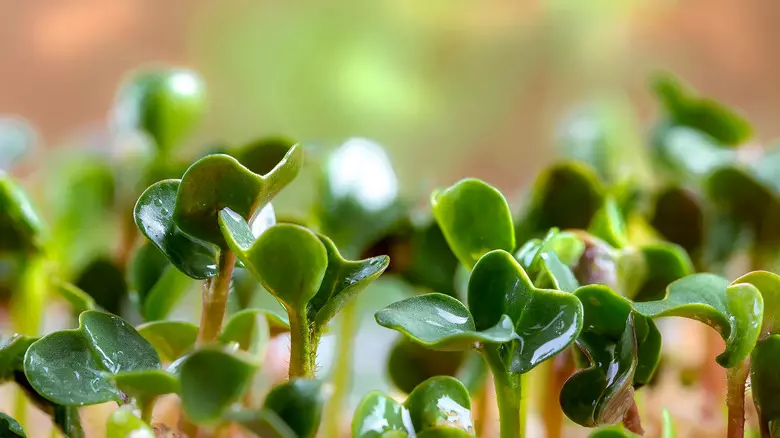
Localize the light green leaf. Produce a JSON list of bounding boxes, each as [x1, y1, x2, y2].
[[352, 391, 411, 438], [106, 405, 154, 438], [137, 320, 198, 362]]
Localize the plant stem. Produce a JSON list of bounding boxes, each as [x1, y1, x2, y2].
[[288, 309, 315, 378], [197, 250, 236, 344], [322, 299, 359, 437], [726, 359, 750, 438], [543, 350, 574, 438], [484, 347, 526, 438], [140, 398, 154, 423], [622, 400, 645, 435]]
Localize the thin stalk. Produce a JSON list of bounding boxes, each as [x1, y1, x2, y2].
[[288, 310, 315, 378], [197, 250, 236, 344], [727, 359, 750, 438], [140, 398, 154, 423], [322, 299, 359, 437], [543, 350, 574, 438], [622, 400, 645, 435], [484, 346, 526, 438]]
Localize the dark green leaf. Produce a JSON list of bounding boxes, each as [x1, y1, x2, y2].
[[0, 412, 25, 437], [222, 219, 327, 310], [179, 347, 258, 424], [0, 335, 36, 381], [174, 146, 302, 247], [113, 68, 206, 152], [74, 257, 127, 315], [617, 243, 693, 302], [431, 178, 515, 270], [633, 273, 763, 367], [137, 320, 198, 362], [134, 179, 218, 279], [113, 369, 179, 406], [226, 408, 297, 438], [352, 391, 411, 438], [650, 186, 705, 258], [106, 405, 154, 438], [398, 218, 460, 297], [468, 250, 583, 373], [733, 271, 780, 338], [751, 335, 780, 435], [0, 172, 45, 253], [310, 234, 389, 327], [141, 265, 195, 321], [263, 379, 326, 438], [128, 242, 170, 308], [404, 376, 473, 434], [375, 293, 515, 351], [24, 311, 161, 406], [387, 336, 466, 395]]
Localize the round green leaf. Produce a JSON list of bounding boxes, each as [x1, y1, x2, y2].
[[179, 347, 258, 424], [375, 293, 515, 351], [113, 369, 179, 404], [751, 335, 780, 435], [226, 409, 297, 438], [24, 311, 161, 406], [232, 136, 297, 175], [588, 197, 628, 249], [219, 308, 290, 356], [113, 67, 206, 152], [106, 405, 154, 438], [650, 186, 705, 258], [404, 376, 473, 434], [0, 172, 45, 253], [352, 391, 412, 438], [174, 145, 302, 247], [588, 426, 639, 438], [134, 179, 218, 279], [0, 412, 25, 437], [317, 138, 402, 257], [222, 220, 327, 310], [263, 379, 327, 438], [617, 243, 693, 302], [310, 234, 389, 327], [136, 320, 198, 362], [396, 218, 460, 298], [74, 257, 127, 315], [733, 271, 780, 338], [141, 265, 195, 321], [467, 250, 583, 373], [53, 281, 97, 315], [387, 337, 466, 395], [632, 273, 763, 367], [431, 178, 515, 270]]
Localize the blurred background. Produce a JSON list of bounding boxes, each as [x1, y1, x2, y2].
[[2, 0, 779, 436]]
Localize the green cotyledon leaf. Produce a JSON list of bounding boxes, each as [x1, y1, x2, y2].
[[309, 234, 389, 327], [617, 243, 694, 302], [632, 273, 763, 367], [467, 250, 583, 373], [179, 347, 258, 424], [219, 308, 290, 358], [112, 67, 206, 153], [0, 172, 46, 254], [588, 197, 628, 249], [231, 136, 297, 175], [431, 178, 515, 270], [375, 293, 515, 351], [353, 376, 474, 437], [134, 180, 218, 279], [515, 228, 582, 292], [515, 161, 604, 245], [561, 310, 638, 428], [137, 320, 198, 362], [263, 379, 327, 438], [316, 138, 403, 257], [106, 405, 154, 438], [732, 271, 780, 338], [0, 412, 25, 437], [174, 145, 302, 247], [649, 186, 705, 259], [23, 311, 161, 406], [219, 216, 327, 311], [750, 335, 780, 436]]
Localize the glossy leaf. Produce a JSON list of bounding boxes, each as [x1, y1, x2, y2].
[[136, 320, 198, 362], [0, 172, 45, 253], [0, 412, 25, 438], [174, 145, 303, 247], [652, 72, 752, 145], [751, 335, 780, 435], [179, 347, 258, 424], [375, 293, 515, 351], [222, 218, 327, 310], [24, 311, 161, 406], [516, 161, 604, 244], [263, 379, 327, 438], [733, 271, 780, 338], [134, 180, 218, 279], [310, 234, 389, 326], [352, 391, 411, 438], [633, 273, 763, 367], [404, 376, 473, 434], [113, 67, 206, 152], [561, 310, 638, 427], [317, 138, 402, 257], [431, 178, 515, 270], [467, 250, 583, 373], [0, 335, 36, 381], [106, 405, 154, 438]]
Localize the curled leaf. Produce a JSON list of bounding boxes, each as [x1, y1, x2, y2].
[[0, 172, 45, 253], [432, 178, 515, 269], [263, 379, 327, 438], [0, 412, 25, 437], [404, 376, 473, 434], [375, 293, 515, 351]]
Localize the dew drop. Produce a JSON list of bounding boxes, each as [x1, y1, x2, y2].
[[160, 208, 169, 215], [153, 198, 163, 207]]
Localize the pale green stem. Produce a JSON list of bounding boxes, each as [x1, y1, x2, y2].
[[197, 250, 236, 344], [484, 346, 526, 438], [322, 299, 359, 437], [288, 310, 315, 379]]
